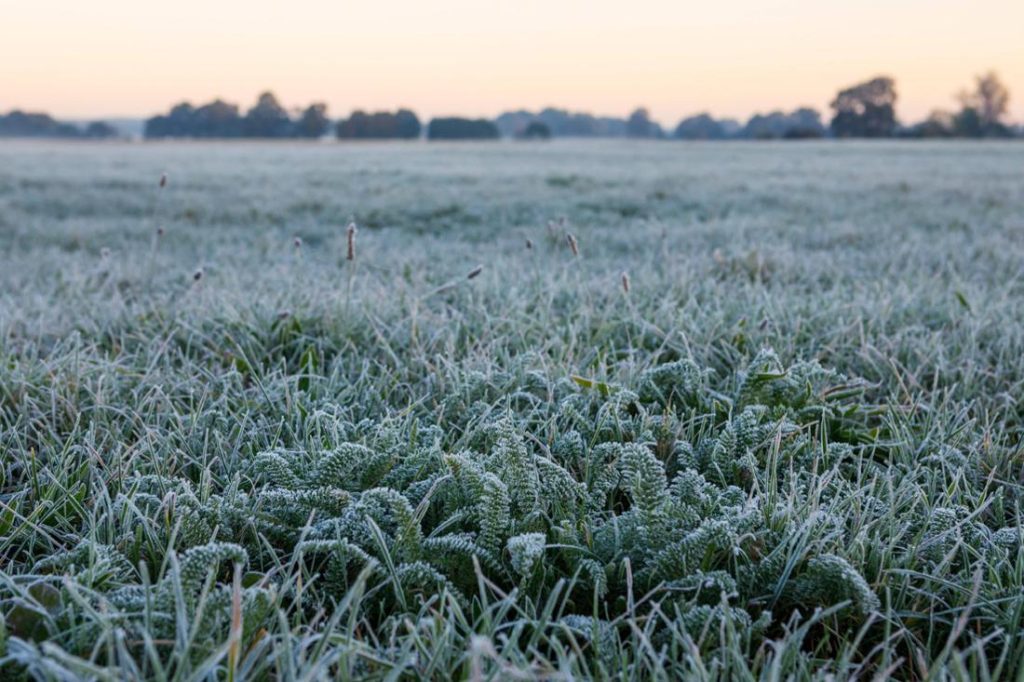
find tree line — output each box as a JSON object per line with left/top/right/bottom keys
{"left": 135, "top": 72, "right": 1024, "bottom": 141}
{"left": 2, "top": 71, "right": 1017, "bottom": 140}
{"left": 0, "top": 111, "right": 118, "bottom": 139}
{"left": 672, "top": 72, "right": 1016, "bottom": 140}
{"left": 143, "top": 92, "right": 502, "bottom": 140}
{"left": 143, "top": 93, "right": 333, "bottom": 139}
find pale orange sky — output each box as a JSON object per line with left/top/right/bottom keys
{"left": 3, "top": 0, "right": 1022, "bottom": 125}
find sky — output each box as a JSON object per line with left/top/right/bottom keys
{"left": 3, "top": 0, "right": 1023, "bottom": 125}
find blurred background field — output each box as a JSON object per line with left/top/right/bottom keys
{"left": 3, "top": 140, "right": 1023, "bottom": 401}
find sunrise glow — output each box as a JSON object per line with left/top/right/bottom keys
{"left": 3, "top": 0, "right": 1022, "bottom": 124}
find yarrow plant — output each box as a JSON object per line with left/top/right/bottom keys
{"left": 4, "top": 349, "right": 1019, "bottom": 678}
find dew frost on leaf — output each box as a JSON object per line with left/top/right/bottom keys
{"left": 2, "top": 350, "right": 914, "bottom": 674}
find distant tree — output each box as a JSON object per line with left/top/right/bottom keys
{"left": 243, "top": 92, "right": 293, "bottom": 138}
{"left": 145, "top": 100, "right": 243, "bottom": 138}
{"left": 142, "top": 115, "right": 165, "bottom": 138}
{"left": 427, "top": 117, "right": 500, "bottom": 140}
{"left": 336, "top": 110, "right": 370, "bottom": 138}
{"left": 743, "top": 112, "right": 784, "bottom": 139}
{"left": 830, "top": 76, "right": 898, "bottom": 138}
{"left": 145, "top": 102, "right": 195, "bottom": 138}
{"left": 84, "top": 121, "right": 119, "bottom": 139}
{"left": 959, "top": 71, "right": 1010, "bottom": 129}
{"left": 168, "top": 102, "right": 196, "bottom": 120}
{"left": 393, "top": 109, "right": 422, "bottom": 138}
{"left": 906, "top": 110, "right": 955, "bottom": 138}
{"left": 782, "top": 128, "right": 822, "bottom": 139}
{"left": 742, "top": 108, "right": 824, "bottom": 139}
{"left": 336, "top": 109, "right": 421, "bottom": 139}
{"left": 594, "top": 116, "right": 631, "bottom": 136}
{"left": 295, "top": 103, "right": 330, "bottom": 138}
{"left": 953, "top": 72, "right": 1012, "bottom": 137}
{"left": 674, "top": 113, "right": 726, "bottom": 140}
{"left": 495, "top": 108, "right": 632, "bottom": 137}
{"left": 719, "top": 119, "right": 742, "bottom": 137}
{"left": 194, "top": 99, "right": 243, "bottom": 137}
{"left": 783, "top": 107, "right": 826, "bottom": 138}
{"left": 147, "top": 93, "right": 355, "bottom": 138}
{"left": 495, "top": 110, "right": 535, "bottom": 137}
{"left": 541, "top": 108, "right": 601, "bottom": 136}
{"left": 519, "top": 121, "right": 552, "bottom": 140}
{"left": 952, "top": 107, "right": 985, "bottom": 138}
{"left": 626, "top": 108, "right": 656, "bottom": 138}
{"left": 0, "top": 110, "right": 82, "bottom": 138}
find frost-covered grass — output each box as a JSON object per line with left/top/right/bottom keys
{"left": 1, "top": 139, "right": 1023, "bottom": 680}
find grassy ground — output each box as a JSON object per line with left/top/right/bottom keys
{"left": 1, "top": 139, "right": 1023, "bottom": 680}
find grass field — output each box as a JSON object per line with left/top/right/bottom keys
{"left": 1, "top": 139, "right": 1023, "bottom": 680}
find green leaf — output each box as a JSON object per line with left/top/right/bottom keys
{"left": 6, "top": 583, "right": 61, "bottom": 641}
{"left": 299, "top": 345, "right": 318, "bottom": 392}
{"left": 29, "top": 582, "right": 61, "bottom": 611}
{"left": 242, "top": 571, "right": 266, "bottom": 588}
{"left": 570, "top": 375, "right": 614, "bottom": 397}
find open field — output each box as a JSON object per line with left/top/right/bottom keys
{"left": 1, "top": 140, "right": 1024, "bottom": 679}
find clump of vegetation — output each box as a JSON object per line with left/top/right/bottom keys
{"left": 1, "top": 141, "right": 1023, "bottom": 679}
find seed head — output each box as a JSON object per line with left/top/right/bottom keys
{"left": 526, "top": 238, "right": 533, "bottom": 250}
{"left": 621, "top": 271, "right": 630, "bottom": 294}
{"left": 346, "top": 222, "right": 357, "bottom": 261}
{"left": 159, "top": 173, "right": 168, "bottom": 188}
{"left": 293, "top": 236, "right": 303, "bottom": 249}
{"left": 156, "top": 226, "right": 165, "bottom": 237}
{"left": 467, "top": 265, "right": 483, "bottom": 280}
{"left": 566, "top": 233, "right": 579, "bottom": 257}
{"left": 193, "top": 268, "right": 203, "bottom": 282}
